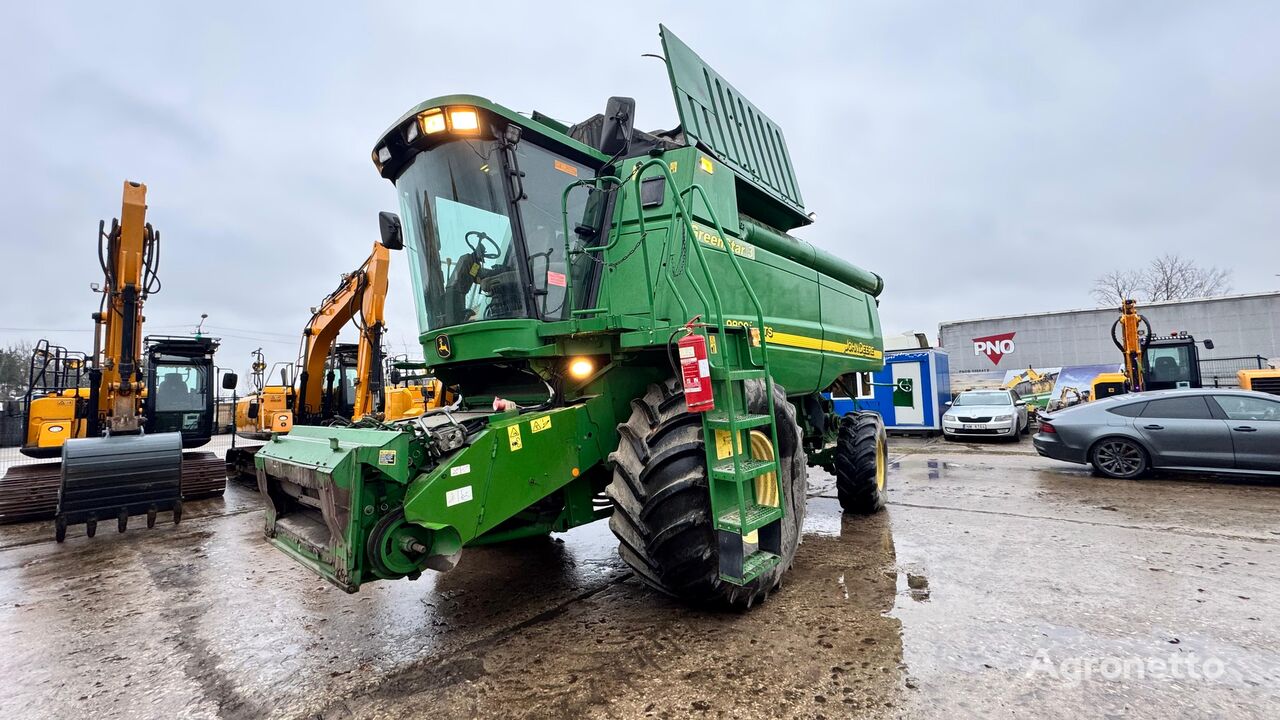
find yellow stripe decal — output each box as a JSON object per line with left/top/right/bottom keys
{"left": 765, "top": 331, "right": 884, "bottom": 361}
{"left": 721, "top": 320, "right": 883, "bottom": 360}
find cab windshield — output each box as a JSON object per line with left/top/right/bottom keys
{"left": 154, "top": 363, "right": 207, "bottom": 413}
{"left": 396, "top": 138, "right": 595, "bottom": 333}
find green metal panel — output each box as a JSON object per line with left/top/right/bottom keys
{"left": 660, "top": 25, "right": 808, "bottom": 227}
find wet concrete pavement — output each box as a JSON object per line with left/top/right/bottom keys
{"left": 1, "top": 437, "right": 1277, "bottom": 718}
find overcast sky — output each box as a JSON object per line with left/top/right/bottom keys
{"left": 2, "top": 2, "right": 1278, "bottom": 381}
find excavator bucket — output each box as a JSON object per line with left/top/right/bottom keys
{"left": 56, "top": 432, "right": 184, "bottom": 542}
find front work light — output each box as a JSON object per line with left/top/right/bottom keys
{"left": 449, "top": 108, "right": 480, "bottom": 132}
{"left": 419, "top": 109, "right": 447, "bottom": 135}
{"left": 568, "top": 358, "right": 594, "bottom": 379}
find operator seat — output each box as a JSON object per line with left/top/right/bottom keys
{"left": 157, "top": 372, "right": 190, "bottom": 409}
{"left": 1151, "top": 356, "right": 1179, "bottom": 383}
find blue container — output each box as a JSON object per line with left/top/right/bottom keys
{"left": 831, "top": 349, "right": 951, "bottom": 434}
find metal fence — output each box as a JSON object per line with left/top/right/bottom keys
{"left": 1199, "top": 355, "right": 1268, "bottom": 389}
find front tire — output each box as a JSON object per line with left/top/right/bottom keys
{"left": 606, "top": 379, "right": 806, "bottom": 608}
{"left": 834, "top": 412, "right": 888, "bottom": 514}
{"left": 1090, "top": 437, "right": 1148, "bottom": 479}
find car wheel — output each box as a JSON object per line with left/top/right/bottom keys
{"left": 1021, "top": 418, "right": 1031, "bottom": 435}
{"left": 1090, "top": 437, "right": 1148, "bottom": 479}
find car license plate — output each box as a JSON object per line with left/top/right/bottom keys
{"left": 963, "top": 424, "right": 984, "bottom": 430}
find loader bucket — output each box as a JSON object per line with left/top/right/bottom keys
{"left": 57, "top": 432, "right": 184, "bottom": 542}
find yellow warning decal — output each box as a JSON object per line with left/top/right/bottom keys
{"left": 553, "top": 160, "right": 579, "bottom": 176}
{"left": 378, "top": 450, "right": 397, "bottom": 465}
{"left": 531, "top": 416, "right": 552, "bottom": 433}
{"left": 507, "top": 424, "right": 523, "bottom": 451}
{"left": 707, "top": 334, "right": 717, "bottom": 355}
{"left": 668, "top": 161, "right": 678, "bottom": 173}
{"left": 714, "top": 429, "right": 735, "bottom": 460}
{"left": 699, "top": 156, "right": 715, "bottom": 174}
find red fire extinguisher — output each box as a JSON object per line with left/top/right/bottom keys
{"left": 677, "top": 318, "right": 714, "bottom": 413}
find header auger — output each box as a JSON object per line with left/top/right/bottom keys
{"left": 254, "top": 26, "right": 890, "bottom": 607}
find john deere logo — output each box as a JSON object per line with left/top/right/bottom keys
{"left": 436, "top": 335, "right": 452, "bottom": 358}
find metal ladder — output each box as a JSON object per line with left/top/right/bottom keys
{"left": 561, "top": 159, "right": 786, "bottom": 585}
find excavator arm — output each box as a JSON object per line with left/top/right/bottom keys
{"left": 91, "top": 180, "right": 158, "bottom": 434}
{"left": 296, "top": 242, "right": 393, "bottom": 422}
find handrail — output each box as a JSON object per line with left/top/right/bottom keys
{"left": 556, "top": 154, "right": 784, "bottom": 536}
{"left": 558, "top": 176, "right": 624, "bottom": 319}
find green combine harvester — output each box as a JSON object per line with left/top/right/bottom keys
{"left": 256, "top": 26, "right": 889, "bottom": 607}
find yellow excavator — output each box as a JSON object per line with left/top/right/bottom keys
{"left": 0, "top": 181, "right": 226, "bottom": 538}
{"left": 382, "top": 353, "right": 448, "bottom": 420}
{"left": 227, "top": 215, "right": 445, "bottom": 479}
{"left": 1092, "top": 299, "right": 1215, "bottom": 398}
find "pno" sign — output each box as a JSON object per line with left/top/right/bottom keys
{"left": 972, "top": 332, "right": 1016, "bottom": 366}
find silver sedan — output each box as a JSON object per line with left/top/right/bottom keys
{"left": 942, "top": 389, "right": 1030, "bottom": 441}
{"left": 1033, "top": 389, "right": 1280, "bottom": 478}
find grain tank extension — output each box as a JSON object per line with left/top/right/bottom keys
{"left": 255, "top": 26, "right": 889, "bottom": 607}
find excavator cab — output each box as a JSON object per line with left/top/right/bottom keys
{"left": 321, "top": 343, "right": 362, "bottom": 421}
{"left": 143, "top": 336, "right": 220, "bottom": 447}
{"left": 1142, "top": 334, "right": 1211, "bottom": 391}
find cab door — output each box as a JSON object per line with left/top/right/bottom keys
{"left": 1135, "top": 395, "right": 1234, "bottom": 469}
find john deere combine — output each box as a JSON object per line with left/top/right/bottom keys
{"left": 256, "top": 26, "right": 888, "bottom": 607}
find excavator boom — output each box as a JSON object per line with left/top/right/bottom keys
{"left": 297, "top": 242, "right": 392, "bottom": 422}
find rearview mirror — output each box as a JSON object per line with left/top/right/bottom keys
{"left": 221, "top": 372, "right": 238, "bottom": 390}
{"left": 379, "top": 211, "right": 403, "bottom": 250}
{"left": 944, "top": 400, "right": 952, "bottom": 406}
{"left": 247, "top": 401, "right": 260, "bottom": 420}
{"left": 598, "top": 96, "right": 636, "bottom": 156}
{"left": 1015, "top": 400, "right": 1026, "bottom": 407}
{"left": 1203, "top": 339, "right": 1215, "bottom": 350}
{"left": 388, "top": 368, "right": 402, "bottom": 385}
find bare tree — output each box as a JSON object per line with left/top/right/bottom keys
{"left": 1140, "top": 253, "right": 1232, "bottom": 302}
{"left": 1091, "top": 268, "right": 1143, "bottom": 308}
{"left": 1092, "top": 254, "right": 1231, "bottom": 307}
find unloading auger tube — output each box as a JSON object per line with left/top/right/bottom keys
{"left": 255, "top": 25, "right": 890, "bottom": 608}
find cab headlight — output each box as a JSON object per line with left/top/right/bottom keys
{"left": 449, "top": 107, "right": 480, "bottom": 133}
{"left": 419, "top": 108, "right": 447, "bottom": 135}
{"left": 994, "top": 414, "right": 1013, "bottom": 422}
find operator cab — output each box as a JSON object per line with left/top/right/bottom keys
{"left": 144, "top": 336, "right": 220, "bottom": 448}
{"left": 323, "top": 343, "right": 361, "bottom": 420}
{"left": 373, "top": 99, "right": 616, "bottom": 340}
{"left": 1142, "top": 333, "right": 1212, "bottom": 391}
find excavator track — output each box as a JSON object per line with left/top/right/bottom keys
{"left": 0, "top": 451, "right": 226, "bottom": 525}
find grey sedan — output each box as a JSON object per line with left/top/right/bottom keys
{"left": 1033, "top": 389, "right": 1280, "bottom": 479}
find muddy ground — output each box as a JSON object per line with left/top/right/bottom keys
{"left": 1, "top": 436, "right": 1277, "bottom": 719}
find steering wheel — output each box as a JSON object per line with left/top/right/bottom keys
{"left": 464, "top": 230, "right": 501, "bottom": 260}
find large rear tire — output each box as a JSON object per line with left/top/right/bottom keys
{"left": 606, "top": 378, "right": 807, "bottom": 608}
{"left": 834, "top": 412, "right": 888, "bottom": 514}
